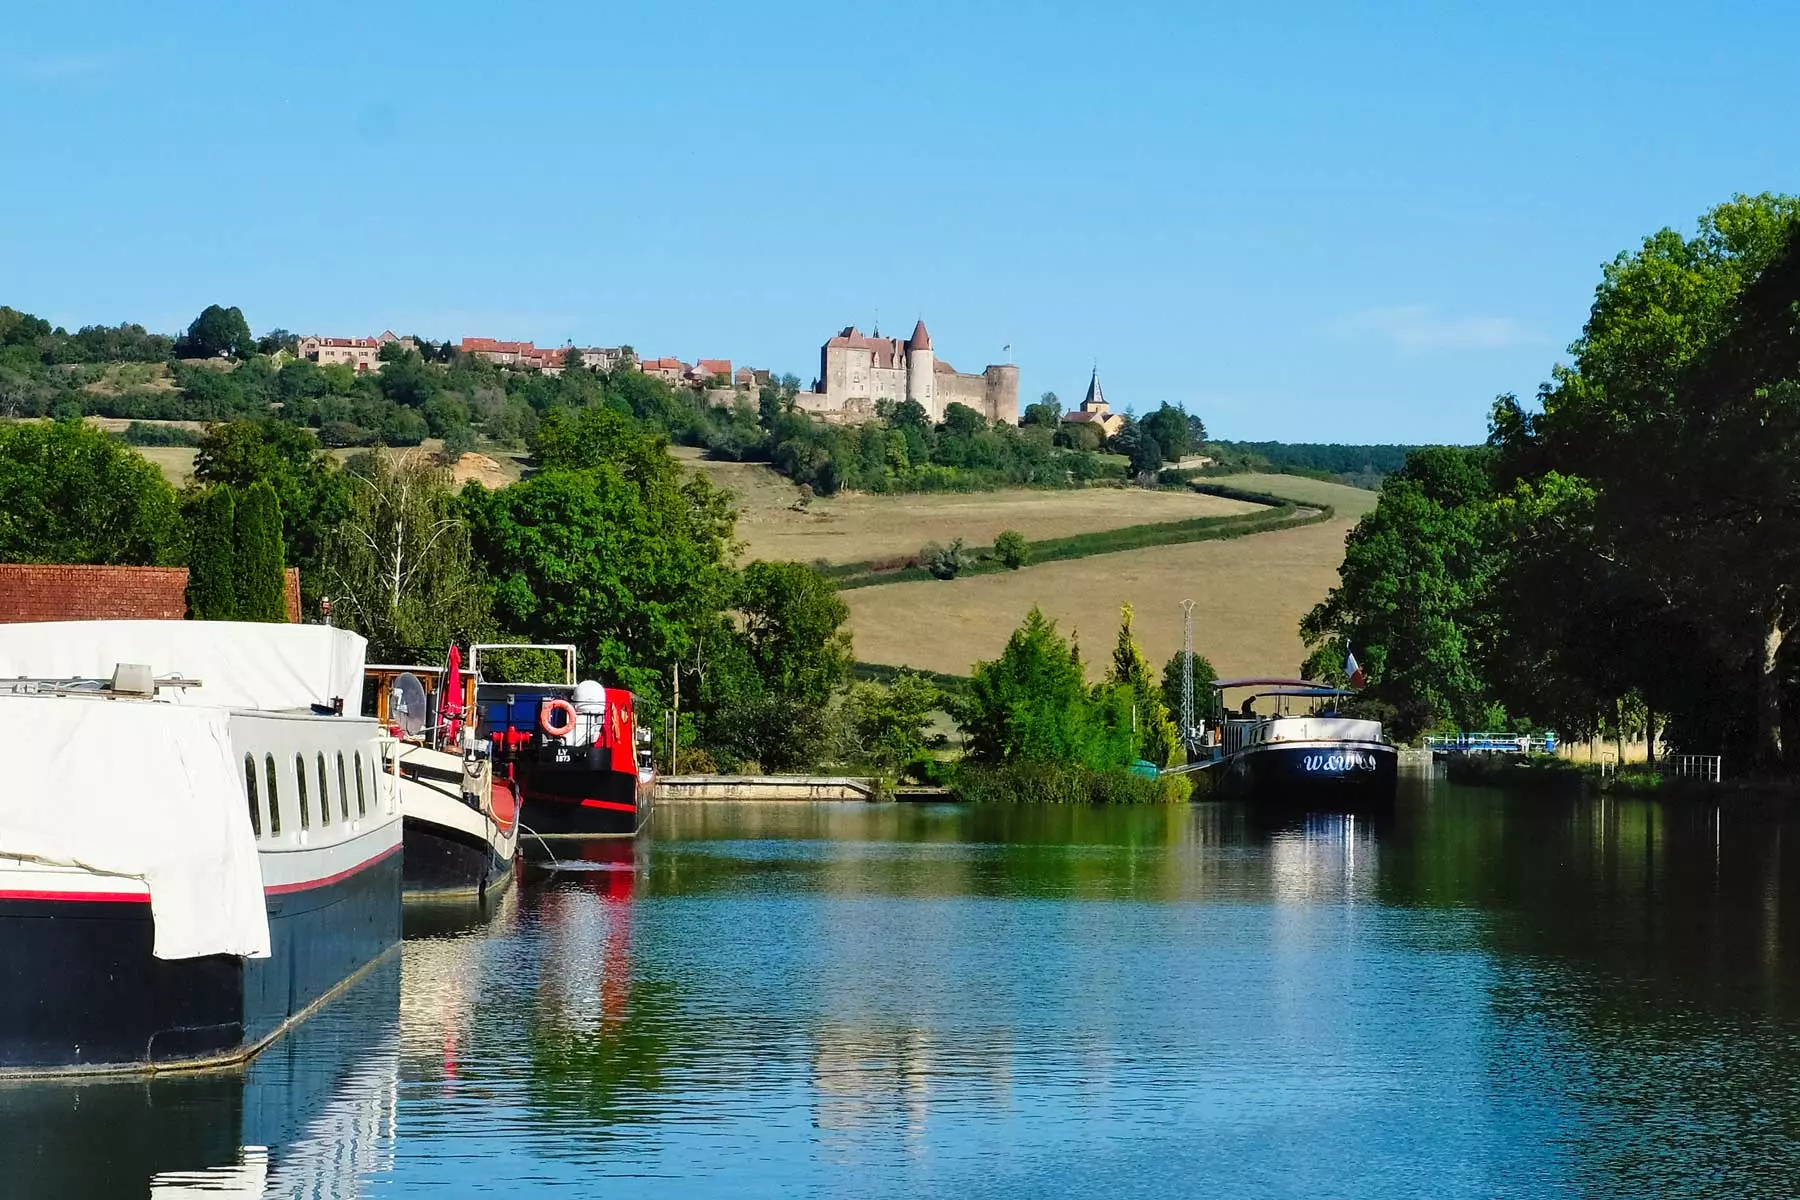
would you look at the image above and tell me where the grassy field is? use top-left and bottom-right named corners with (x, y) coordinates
top-left (135, 446), bottom-right (199, 486)
top-left (126, 436), bottom-right (531, 490)
top-left (844, 474), bottom-right (1377, 681)
top-left (672, 447), bottom-right (1261, 565)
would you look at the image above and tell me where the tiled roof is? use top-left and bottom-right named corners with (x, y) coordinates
top-left (909, 319), bottom-right (931, 351)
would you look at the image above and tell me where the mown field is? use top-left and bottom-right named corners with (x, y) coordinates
top-left (672, 447), bottom-right (1261, 565)
top-left (842, 475), bottom-right (1377, 680)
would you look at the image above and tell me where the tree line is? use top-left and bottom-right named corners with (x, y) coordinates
top-left (1302, 193), bottom-right (1800, 773)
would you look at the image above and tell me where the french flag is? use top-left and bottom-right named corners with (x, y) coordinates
top-left (1345, 648), bottom-right (1366, 690)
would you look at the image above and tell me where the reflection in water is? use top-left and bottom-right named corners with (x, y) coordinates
top-left (19, 786), bottom-right (1800, 1196)
top-left (3, 957), bottom-right (400, 1200)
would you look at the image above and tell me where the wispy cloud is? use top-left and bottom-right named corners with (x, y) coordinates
top-left (1330, 305), bottom-right (1545, 354)
top-left (11, 53), bottom-right (117, 83)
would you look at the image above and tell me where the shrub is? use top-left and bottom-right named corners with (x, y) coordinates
top-left (994, 529), bottom-right (1028, 569)
top-left (922, 537), bottom-right (968, 580)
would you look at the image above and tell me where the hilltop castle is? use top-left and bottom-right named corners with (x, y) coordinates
top-left (795, 320), bottom-right (1019, 425)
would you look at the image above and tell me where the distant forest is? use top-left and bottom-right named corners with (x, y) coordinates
top-left (1206, 441), bottom-right (1441, 489)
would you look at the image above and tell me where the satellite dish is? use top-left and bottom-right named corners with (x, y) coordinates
top-left (390, 673), bottom-right (428, 737)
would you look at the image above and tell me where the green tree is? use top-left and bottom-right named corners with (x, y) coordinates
top-left (963, 607), bottom-right (1120, 766)
top-left (695, 561), bottom-right (853, 770)
top-left (463, 459), bottom-right (736, 698)
top-left (1160, 649), bottom-right (1217, 732)
top-left (322, 453), bottom-right (491, 658)
top-left (1140, 403), bottom-right (1189, 462)
top-left (846, 673), bottom-right (943, 771)
top-left (1300, 446), bottom-right (1500, 739)
top-left (1022, 393), bottom-right (1062, 427)
top-left (1511, 193), bottom-right (1800, 765)
top-left (185, 486), bottom-right (237, 619)
top-left (232, 481), bottom-right (287, 621)
top-left (176, 304), bottom-right (254, 360)
top-left (1109, 604), bottom-right (1181, 766)
top-left (736, 561), bottom-right (852, 701)
top-left (191, 419), bottom-right (351, 611)
top-left (0, 420), bottom-right (180, 565)
top-left (994, 529), bottom-right (1028, 569)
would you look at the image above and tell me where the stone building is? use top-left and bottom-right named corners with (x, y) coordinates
top-left (459, 338), bottom-right (621, 374)
top-left (297, 331), bottom-right (417, 374)
top-left (795, 320), bottom-right (1018, 425)
top-left (1062, 369), bottom-right (1124, 438)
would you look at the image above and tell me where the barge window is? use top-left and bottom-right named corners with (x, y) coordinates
top-left (354, 751), bottom-right (367, 816)
top-left (337, 753), bottom-right (350, 821)
top-left (316, 753), bottom-right (331, 826)
top-left (265, 754), bottom-right (282, 835)
top-left (295, 753), bottom-right (311, 829)
top-left (244, 754), bottom-right (261, 838)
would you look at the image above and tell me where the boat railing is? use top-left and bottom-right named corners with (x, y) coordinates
top-left (1423, 732), bottom-right (1558, 755)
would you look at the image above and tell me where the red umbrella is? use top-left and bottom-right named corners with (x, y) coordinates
top-left (443, 644), bottom-right (464, 737)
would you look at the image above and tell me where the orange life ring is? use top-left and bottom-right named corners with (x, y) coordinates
top-left (539, 698), bottom-right (577, 739)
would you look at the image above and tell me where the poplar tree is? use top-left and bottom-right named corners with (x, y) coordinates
top-left (1110, 604), bottom-right (1181, 766)
top-left (234, 481), bottom-right (287, 622)
top-left (185, 486), bottom-right (237, 619)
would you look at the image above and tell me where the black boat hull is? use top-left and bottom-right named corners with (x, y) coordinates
top-left (1206, 741), bottom-right (1397, 809)
top-left (0, 847), bottom-right (401, 1075)
top-left (518, 757), bottom-right (648, 841)
top-left (401, 814), bottom-right (516, 899)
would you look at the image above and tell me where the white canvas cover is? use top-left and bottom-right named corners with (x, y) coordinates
top-left (3, 694), bottom-right (269, 959)
top-left (0, 621), bottom-right (366, 712)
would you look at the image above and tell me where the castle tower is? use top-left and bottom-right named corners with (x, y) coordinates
top-left (906, 319), bottom-right (936, 418)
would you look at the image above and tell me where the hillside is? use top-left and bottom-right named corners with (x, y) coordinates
top-left (842, 474), bottom-right (1375, 680)
top-left (672, 447), bottom-right (1262, 565)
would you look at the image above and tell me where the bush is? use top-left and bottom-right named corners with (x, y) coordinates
top-left (951, 761), bottom-right (1190, 804)
top-left (994, 529), bottom-right (1028, 569)
top-left (922, 537), bottom-right (968, 580)
top-left (120, 422), bottom-right (204, 447)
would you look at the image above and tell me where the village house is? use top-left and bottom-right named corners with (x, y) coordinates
top-left (297, 331), bottom-right (417, 374)
top-left (459, 338), bottom-right (624, 374)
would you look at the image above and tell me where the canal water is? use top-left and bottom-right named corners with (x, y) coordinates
top-left (11, 779), bottom-right (1800, 1197)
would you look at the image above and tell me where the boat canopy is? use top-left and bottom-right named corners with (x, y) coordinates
top-left (1212, 677), bottom-right (1338, 691)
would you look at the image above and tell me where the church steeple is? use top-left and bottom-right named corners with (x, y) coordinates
top-left (1082, 367), bottom-right (1107, 412)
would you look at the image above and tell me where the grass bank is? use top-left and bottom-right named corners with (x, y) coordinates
top-left (951, 761), bottom-right (1192, 805)
top-left (827, 500), bottom-right (1331, 590)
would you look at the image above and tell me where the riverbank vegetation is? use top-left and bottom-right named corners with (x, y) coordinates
top-left (949, 606), bottom-right (1190, 803)
top-left (1303, 193), bottom-right (1800, 775)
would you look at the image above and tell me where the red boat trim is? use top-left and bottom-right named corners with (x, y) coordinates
top-left (0, 888), bottom-right (149, 904)
top-left (529, 789), bottom-right (639, 813)
top-left (264, 842), bottom-right (402, 896)
top-left (578, 799), bottom-right (638, 813)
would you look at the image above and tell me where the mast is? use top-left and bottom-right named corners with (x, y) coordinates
top-left (1181, 599), bottom-right (1196, 750)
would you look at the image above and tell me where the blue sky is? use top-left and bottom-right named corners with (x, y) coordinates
top-left (3, 1), bottom-right (1794, 442)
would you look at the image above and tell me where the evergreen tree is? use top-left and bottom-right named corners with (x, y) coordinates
top-left (1109, 604), bottom-right (1181, 766)
top-left (185, 486), bottom-right (237, 619)
top-left (234, 481), bottom-right (287, 621)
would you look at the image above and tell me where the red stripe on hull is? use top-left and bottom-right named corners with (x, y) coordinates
top-left (0, 889), bottom-right (150, 904)
top-left (263, 842), bottom-right (403, 896)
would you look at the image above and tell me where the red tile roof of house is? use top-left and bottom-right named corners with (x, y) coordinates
top-left (696, 359), bottom-right (732, 377)
top-left (461, 337), bottom-right (537, 355)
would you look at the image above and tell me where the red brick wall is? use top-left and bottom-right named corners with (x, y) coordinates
top-left (0, 564), bottom-right (304, 623)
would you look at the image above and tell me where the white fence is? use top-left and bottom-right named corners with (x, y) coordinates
top-left (1597, 755), bottom-right (1723, 784)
